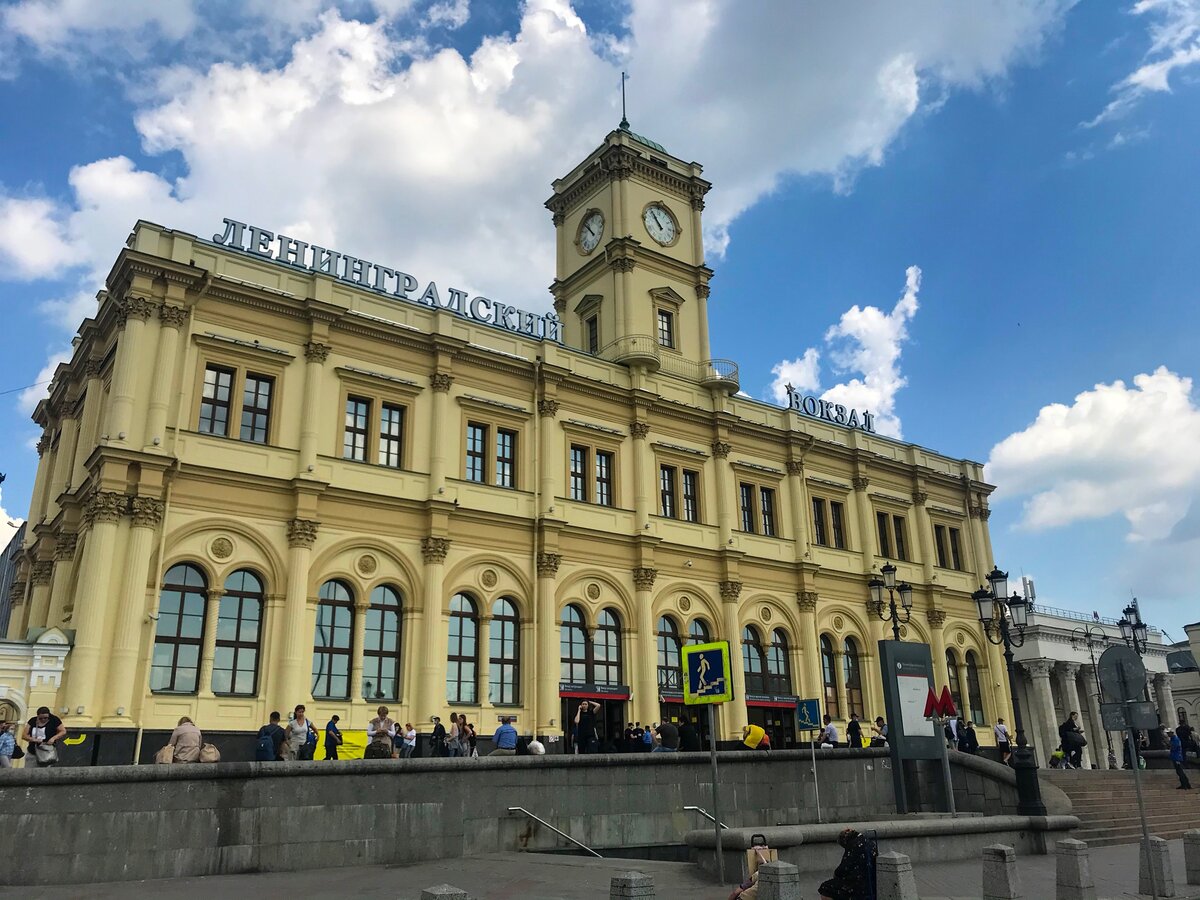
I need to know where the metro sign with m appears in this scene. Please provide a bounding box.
[924,685,957,719]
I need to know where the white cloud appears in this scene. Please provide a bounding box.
[0,196,76,279]
[19,350,73,415]
[1,0,197,60]
[986,367,1200,541]
[0,485,23,551]
[423,0,469,30]
[768,266,922,440]
[1084,0,1200,127]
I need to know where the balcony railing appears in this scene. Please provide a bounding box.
[598,335,740,393]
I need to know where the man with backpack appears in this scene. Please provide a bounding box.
[256,712,286,761]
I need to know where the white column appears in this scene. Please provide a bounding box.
[633,567,658,728]
[1057,662,1091,768]
[1080,664,1112,769]
[720,580,749,739]
[1154,673,1177,729]
[108,297,157,445]
[1023,660,1059,766]
[535,552,561,734]
[416,537,450,722]
[279,518,318,707]
[144,304,189,448]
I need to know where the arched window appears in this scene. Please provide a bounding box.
[965,651,985,725]
[489,598,520,705]
[447,593,479,704]
[151,563,208,694]
[312,580,354,699]
[843,637,863,717]
[1179,708,1189,727]
[560,604,588,683]
[213,569,263,695]
[363,584,402,701]
[766,629,792,695]
[743,626,767,694]
[657,616,683,690]
[820,634,839,718]
[594,608,622,686]
[688,618,711,644]
[946,649,962,714]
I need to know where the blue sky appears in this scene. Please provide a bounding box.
[1,0,1198,637]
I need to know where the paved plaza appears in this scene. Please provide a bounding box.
[4,839,1196,900]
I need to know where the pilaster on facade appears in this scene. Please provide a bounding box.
[130,497,165,529]
[719,580,742,603]
[632,567,658,592]
[536,552,562,578]
[429,373,454,393]
[82,491,127,528]
[421,536,451,564]
[537,399,560,419]
[797,591,817,613]
[710,440,731,459]
[286,518,320,549]
[304,340,332,363]
[926,609,948,628]
[630,421,650,439]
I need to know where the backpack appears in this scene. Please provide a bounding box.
[255,731,276,761]
[642,729,652,745]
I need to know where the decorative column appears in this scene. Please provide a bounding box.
[196,587,225,700]
[536,552,561,734]
[1080,664,1111,768]
[711,440,734,545]
[1022,660,1059,766]
[984,622,1013,726]
[104,496,165,721]
[45,533,78,628]
[967,504,991,579]
[1153,673,1176,728]
[695,281,712,362]
[47,415,79,517]
[27,432,54,528]
[538,400,561,512]
[852,475,874,574]
[144,304,190,448]
[279,518,319,706]
[5,580,28,640]
[612,255,635,339]
[417,536,451,722]
[428,373,454,493]
[62,490,126,723]
[350,592,370,704]
[1056,662,1091,767]
[796,591,821,703]
[720,580,749,739]
[833,645,850,721]
[632,566,659,727]
[785,460,810,562]
[72,360,105,489]
[298,341,331,475]
[25,559,54,633]
[910,491,935,583]
[927,610,949,689]
[631,421,651,531]
[957,656,972,721]
[108,296,158,444]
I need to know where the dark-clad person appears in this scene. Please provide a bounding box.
[958,720,980,755]
[23,706,66,767]
[653,720,680,752]
[256,711,286,760]
[574,701,600,754]
[846,713,862,748]
[678,718,702,752]
[818,828,874,900]
[430,716,447,757]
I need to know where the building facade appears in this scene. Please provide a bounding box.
[1168,622,1199,731]
[4,126,1009,753]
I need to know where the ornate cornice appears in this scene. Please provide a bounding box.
[536,552,562,577]
[83,490,127,526]
[719,580,743,603]
[9,581,26,605]
[797,591,818,613]
[632,567,658,591]
[286,518,320,549]
[1152,672,1173,688]
[30,560,54,586]
[538,399,560,419]
[131,497,165,529]
[551,212,565,227]
[83,358,104,379]
[785,460,804,477]
[866,599,885,618]
[695,283,710,300]
[926,609,947,628]
[710,440,731,459]
[1056,661,1081,677]
[36,435,49,456]
[1021,659,1053,679]
[116,296,158,325]
[206,588,225,603]
[610,258,636,274]
[630,422,650,440]
[304,340,332,363]
[852,476,870,491]
[430,373,454,393]
[912,491,929,505]
[159,304,190,328]
[54,534,77,561]
[421,536,451,564]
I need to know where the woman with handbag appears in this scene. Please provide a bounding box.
[0,721,19,768]
[23,706,66,768]
[1059,711,1087,769]
[286,705,318,760]
[167,716,203,763]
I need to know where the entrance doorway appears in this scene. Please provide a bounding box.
[748,706,796,749]
[659,701,711,748]
[561,697,627,753]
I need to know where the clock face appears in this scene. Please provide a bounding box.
[643,204,677,245]
[578,211,604,254]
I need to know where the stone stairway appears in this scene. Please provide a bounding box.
[1044,767,1198,847]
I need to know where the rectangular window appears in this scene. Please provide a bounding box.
[656,309,674,348]
[466,423,487,483]
[239,373,273,443]
[199,365,235,436]
[378,403,404,468]
[682,470,700,523]
[877,511,892,558]
[495,428,517,488]
[934,524,949,568]
[586,316,599,354]
[739,483,756,533]
[343,396,370,462]
[812,498,828,546]
[760,488,777,537]
[570,445,589,501]
[893,515,908,561]
[830,501,846,549]
[949,527,963,570]
[660,465,677,518]
[595,450,614,507]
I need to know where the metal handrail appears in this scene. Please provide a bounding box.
[684,805,729,829]
[507,807,603,858]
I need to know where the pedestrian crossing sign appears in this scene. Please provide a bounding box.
[682,641,733,705]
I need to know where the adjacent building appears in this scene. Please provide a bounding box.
[3,124,1010,758]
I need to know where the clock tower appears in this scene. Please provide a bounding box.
[545,123,736,391]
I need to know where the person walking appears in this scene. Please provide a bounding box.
[958,720,980,755]
[430,716,447,757]
[653,720,680,753]
[324,715,343,760]
[256,711,286,761]
[490,716,518,756]
[400,723,417,759]
[1170,732,1192,790]
[0,721,18,768]
[1059,711,1086,769]
[846,712,862,748]
[462,720,477,758]
[286,705,317,760]
[22,706,66,768]
[994,717,1012,764]
[820,714,839,748]
[167,716,203,763]
[678,717,702,752]
[368,706,396,756]
[447,713,463,758]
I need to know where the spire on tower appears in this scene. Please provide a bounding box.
[619,71,630,131]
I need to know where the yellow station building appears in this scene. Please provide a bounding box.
[3,124,1011,758]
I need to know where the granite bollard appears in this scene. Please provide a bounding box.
[756,861,801,900]
[1139,836,1176,898]
[982,844,1021,900]
[1185,830,1200,886]
[1054,838,1096,900]
[420,887,472,900]
[610,871,654,899]
[876,850,920,900]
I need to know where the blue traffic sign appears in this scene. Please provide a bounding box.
[682,641,733,705]
[796,698,822,731]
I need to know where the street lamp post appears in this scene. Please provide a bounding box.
[1070,624,1114,767]
[1118,599,1161,748]
[869,562,914,642]
[974,565,1047,817]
